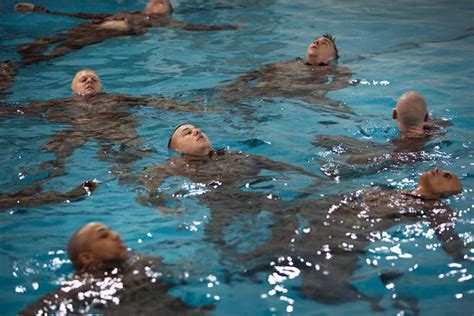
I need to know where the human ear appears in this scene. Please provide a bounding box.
[424,112,428,122]
[392,109,397,120]
[78,251,95,267]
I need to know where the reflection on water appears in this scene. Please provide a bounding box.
[0,0,472,314]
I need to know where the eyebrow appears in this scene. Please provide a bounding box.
[444,173,453,179]
[96,227,107,233]
[321,38,332,45]
[181,127,191,135]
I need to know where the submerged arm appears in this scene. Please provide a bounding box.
[326,65,353,90]
[0,181,96,212]
[113,94,210,113]
[19,282,95,315]
[15,2,111,20]
[429,207,467,261]
[253,154,319,179]
[119,163,174,208]
[0,99,59,117]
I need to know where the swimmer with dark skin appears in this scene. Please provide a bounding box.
[220,34,354,117]
[0,69,207,181]
[14,0,243,66]
[0,180,96,212]
[314,91,452,177]
[0,60,17,96]
[121,123,321,257]
[234,169,466,312]
[20,222,213,315]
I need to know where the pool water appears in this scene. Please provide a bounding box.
[0,0,473,314]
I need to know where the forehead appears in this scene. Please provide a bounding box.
[314,37,334,46]
[81,223,109,235]
[174,124,195,136]
[75,71,99,80]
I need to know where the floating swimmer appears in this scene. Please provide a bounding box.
[14,0,243,66]
[314,91,452,177]
[0,69,206,182]
[236,169,466,312]
[20,222,213,314]
[219,34,354,117]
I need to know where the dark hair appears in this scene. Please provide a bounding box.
[322,33,339,60]
[167,123,188,149]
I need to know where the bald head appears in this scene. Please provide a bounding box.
[144,0,173,15]
[68,222,127,273]
[392,91,428,137]
[67,222,97,270]
[71,69,102,95]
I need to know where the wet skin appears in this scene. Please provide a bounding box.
[20,252,212,315]
[123,148,320,263]
[313,119,452,177]
[16,7,242,66]
[234,187,466,312]
[0,92,204,185]
[220,60,353,118]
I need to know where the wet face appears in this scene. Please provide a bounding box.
[71,70,102,95]
[306,36,337,65]
[79,223,127,265]
[418,169,462,198]
[169,124,212,156]
[144,0,172,15]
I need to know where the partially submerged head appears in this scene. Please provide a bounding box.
[168,123,212,156]
[392,91,428,137]
[144,0,173,15]
[306,33,339,66]
[414,168,462,200]
[67,222,127,273]
[71,69,102,95]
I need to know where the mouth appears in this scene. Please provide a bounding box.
[196,135,204,141]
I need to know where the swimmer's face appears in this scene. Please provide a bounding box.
[418,169,462,198]
[144,0,172,15]
[79,223,127,265]
[71,70,102,95]
[169,124,212,156]
[306,36,337,65]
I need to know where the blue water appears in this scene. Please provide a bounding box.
[0,0,473,314]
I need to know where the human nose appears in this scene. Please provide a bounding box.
[85,77,93,83]
[193,128,201,136]
[111,231,120,240]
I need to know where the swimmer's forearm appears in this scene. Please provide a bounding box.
[147,98,212,113]
[15,3,110,20]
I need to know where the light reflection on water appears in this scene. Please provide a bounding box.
[0,0,473,314]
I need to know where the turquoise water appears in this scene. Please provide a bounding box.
[0,0,473,314]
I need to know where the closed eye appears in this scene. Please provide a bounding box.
[443,173,452,179]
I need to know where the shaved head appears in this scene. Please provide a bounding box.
[393,91,428,137]
[67,222,97,270]
[71,69,102,95]
[67,222,127,273]
[144,0,173,15]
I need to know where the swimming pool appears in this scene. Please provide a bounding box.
[0,0,473,314]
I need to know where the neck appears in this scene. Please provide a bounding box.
[411,186,440,200]
[397,123,425,138]
[182,150,213,160]
[79,259,126,277]
[306,54,327,66]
